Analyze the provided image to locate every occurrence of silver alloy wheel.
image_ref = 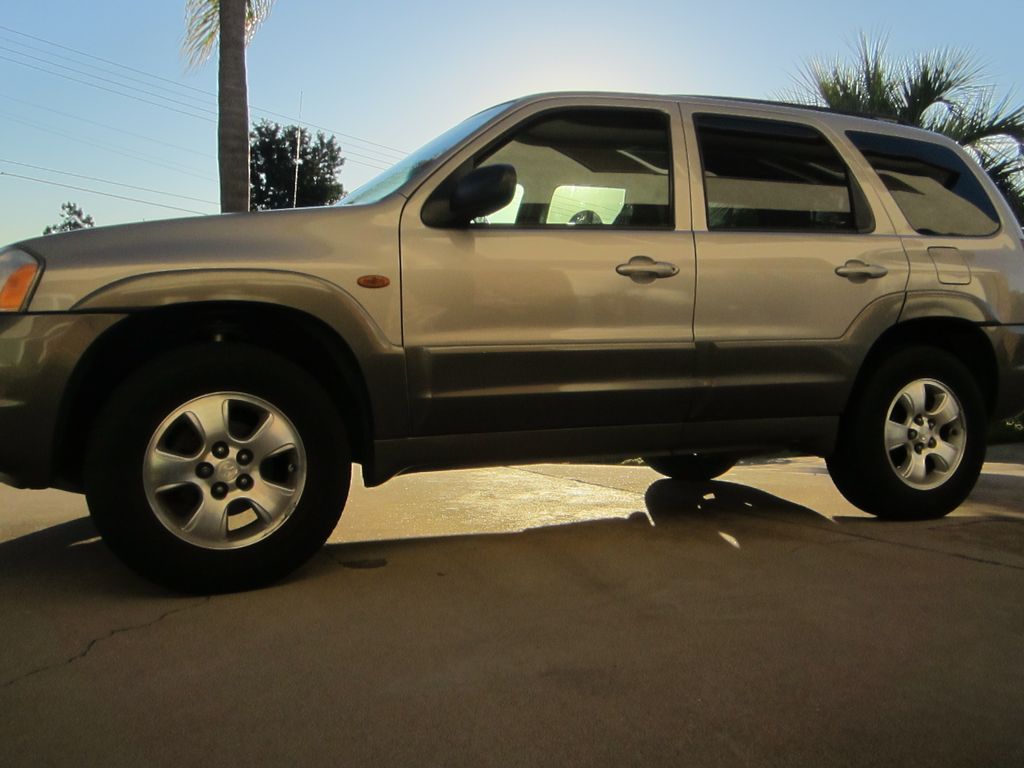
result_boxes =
[884,378,966,491]
[143,392,307,550]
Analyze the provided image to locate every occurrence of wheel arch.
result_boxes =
[54,301,387,491]
[846,316,999,424]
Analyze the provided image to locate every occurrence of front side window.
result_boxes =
[847,131,999,237]
[695,114,868,232]
[471,108,672,228]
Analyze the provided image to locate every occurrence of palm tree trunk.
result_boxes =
[218,0,250,213]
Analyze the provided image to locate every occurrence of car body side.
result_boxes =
[1,92,1023,493]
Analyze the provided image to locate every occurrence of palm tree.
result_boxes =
[790,34,1024,224]
[183,0,275,213]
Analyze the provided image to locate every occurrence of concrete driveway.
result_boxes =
[1,451,1022,767]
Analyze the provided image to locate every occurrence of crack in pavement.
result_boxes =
[1,597,211,689]
[702,507,1024,571]
[510,465,644,496]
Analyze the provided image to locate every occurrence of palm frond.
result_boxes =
[784,31,1024,224]
[852,33,900,117]
[798,56,861,111]
[973,143,1024,224]
[926,93,1024,147]
[794,34,900,117]
[244,0,275,44]
[899,46,984,124]
[183,0,221,68]
[182,0,276,69]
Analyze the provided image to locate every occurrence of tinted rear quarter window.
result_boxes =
[695,114,870,232]
[847,131,1000,237]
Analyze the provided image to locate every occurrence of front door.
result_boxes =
[400,100,698,436]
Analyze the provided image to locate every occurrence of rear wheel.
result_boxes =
[826,346,986,519]
[646,453,737,482]
[85,343,350,592]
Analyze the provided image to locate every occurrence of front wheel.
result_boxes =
[826,346,986,520]
[85,343,351,592]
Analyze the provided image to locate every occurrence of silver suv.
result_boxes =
[2,92,1023,591]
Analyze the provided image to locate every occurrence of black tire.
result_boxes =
[826,346,986,520]
[84,343,350,593]
[646,453,737,482]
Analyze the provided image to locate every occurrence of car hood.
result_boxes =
[14,202,404,312]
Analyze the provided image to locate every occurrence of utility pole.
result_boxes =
[292,91,303,208]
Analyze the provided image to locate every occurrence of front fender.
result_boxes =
[73,268,408,439]
[73,268,392,354]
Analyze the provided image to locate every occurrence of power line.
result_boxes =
[0,34,220,110]
[0,54,216,123]
[0,92,215,160]
[0,48,218,120]
[0,54,394,170]
[0,170,208,215]
[0,159,218,206]
[293,139,392,170]
[0,111,216,182]
[250,109,407,159]
[0,23,411,159]
[0,23,216,99]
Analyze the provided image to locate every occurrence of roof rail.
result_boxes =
[686,95,910,125]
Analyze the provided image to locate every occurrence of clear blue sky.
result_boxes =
[1,0,1022,244]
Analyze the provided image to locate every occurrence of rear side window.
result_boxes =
[847,131,999,237]
[695,114,869,232]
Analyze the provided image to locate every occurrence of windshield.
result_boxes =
[339,102,514,206]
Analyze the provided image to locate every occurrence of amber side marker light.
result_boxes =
[0,257,40,312]
[357,275,390,289]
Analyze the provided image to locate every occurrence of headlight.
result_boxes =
[0,250,42,312]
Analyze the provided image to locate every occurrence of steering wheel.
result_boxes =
[568,209,602,226]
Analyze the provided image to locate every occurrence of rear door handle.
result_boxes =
[835,260,888,280]
[616,255,679,284]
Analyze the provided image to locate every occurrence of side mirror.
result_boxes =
[422,164,517,228]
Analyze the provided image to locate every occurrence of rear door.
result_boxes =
[680,106,910,421]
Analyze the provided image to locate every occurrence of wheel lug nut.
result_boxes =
[237,449,253,466]
[914,443,924,454]
[907,429,918,440]
[928,438,937,449]
[212,442,230,459]
[236,474,253,491]
[196,462,214,479]
[914,416,925,426]
[211,482,229,499]
[928,419,935,428]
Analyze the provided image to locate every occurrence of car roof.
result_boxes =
[504,91,946,143]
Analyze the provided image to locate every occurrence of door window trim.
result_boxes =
[692,112,876,235]
[420,106,677,232]
[846,129,1002,239]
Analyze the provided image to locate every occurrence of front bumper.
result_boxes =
[0,312,124,489]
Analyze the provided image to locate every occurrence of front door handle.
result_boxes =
[835,260,888,280]
[616,255,679,284]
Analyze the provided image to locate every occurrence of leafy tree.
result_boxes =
[790,34,1024,223]
[183,0,276,213]
[43,202,95,235]
[250,120,346,209]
